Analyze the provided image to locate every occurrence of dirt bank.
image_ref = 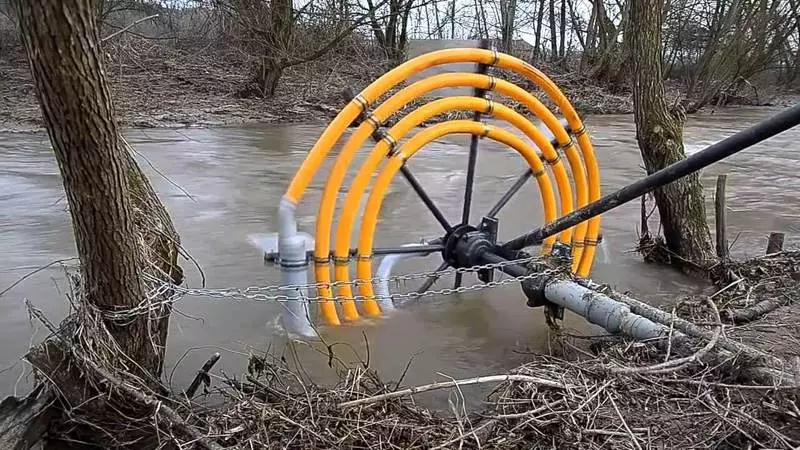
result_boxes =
[1,41,634,133]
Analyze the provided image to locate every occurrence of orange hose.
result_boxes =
[283,48,600,327]
[329,97,572,320]
[316,75,583,324]
[355,121,558,305]
[505,58,602,276]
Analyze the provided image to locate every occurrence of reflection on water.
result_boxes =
[1,106,798,407]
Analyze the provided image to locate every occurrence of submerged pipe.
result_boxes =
[277,197,317,337]
[503,103,800,251]
[374,243,437,311]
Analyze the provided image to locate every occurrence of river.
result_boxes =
[1,106,797,408]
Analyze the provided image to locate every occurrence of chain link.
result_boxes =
[147,254,545,305]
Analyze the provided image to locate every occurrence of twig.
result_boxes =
[339,374,569,409]
[125,137,197,203]
[661,378,800,390]
[493,398,567,419]
[608,393,643,450]
[102,14,160,42]
[613,296,722,374]
[710,278,744,299]
[0,258,78,298]
[664,307,676,362]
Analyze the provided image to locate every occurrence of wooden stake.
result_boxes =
[766,232,785,255]
[715,174,728,259]
[185,353,221,399]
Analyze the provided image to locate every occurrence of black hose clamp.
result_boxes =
[520,271,551,308]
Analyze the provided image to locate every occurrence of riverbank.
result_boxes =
[5,251,799,449]
[1,41,636,133]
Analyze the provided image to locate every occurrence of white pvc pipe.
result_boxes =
[544,279,669,340]
[374,243,436,311]
[277,196,317,338]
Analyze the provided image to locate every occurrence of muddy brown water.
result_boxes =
[1,107,798,409]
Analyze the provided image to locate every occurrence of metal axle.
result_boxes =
[503,103,800,251]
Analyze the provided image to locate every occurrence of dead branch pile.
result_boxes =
[12,285,800,449]
[694,251,800,326]
[482,346,800,449]
[179,332,797,449]
[193,352,458,448]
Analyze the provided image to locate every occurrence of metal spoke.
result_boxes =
[461,40,491,225]
[417,261,449,294]
[400,165,452,232]
[370,245,443,256]
[271,244,445,263]
[462,132,480,225]
[486,169,533,218]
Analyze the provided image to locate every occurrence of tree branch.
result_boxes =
[102,13,159,42]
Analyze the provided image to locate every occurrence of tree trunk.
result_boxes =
[13,0,183,444]
[629,0,716,271]
[450,0,456,38]
[500,0,517,54]
[254,57,284,97]
[533,0,546,60]
[549,0,558,60]
[15,0,163,376]
[559,0,566,59]
[15,0,184,391]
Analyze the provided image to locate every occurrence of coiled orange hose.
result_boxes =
[281,48,600,325]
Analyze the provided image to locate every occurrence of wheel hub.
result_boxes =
[441,216,500,279]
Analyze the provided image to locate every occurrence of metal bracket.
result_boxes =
[519,262,563,320]
[478,216,498,283]
[247,231,315,266]
[551,242,572,262]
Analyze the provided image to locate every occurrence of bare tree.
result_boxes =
[549,0,558,59]
[365,0,416,64]
[629,0,716,271]
[682,0,795,112]
[222,0,382,97]
[559,0,566,59]
[499,0,518,53]
[14,0,183,380]
[533,0,546,59]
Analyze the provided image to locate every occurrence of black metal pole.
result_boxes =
[400,165,453,232]
[457,39,492,289]
[370,245,443,256]
[268,244,445,263]
[479,251,528,278]
[502,103,800,251]
[486,169,533,218]
[461,38,492,226]
[484,131,561,219]
[417,261,450,293]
